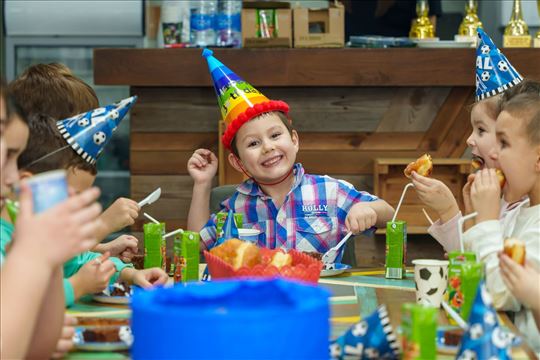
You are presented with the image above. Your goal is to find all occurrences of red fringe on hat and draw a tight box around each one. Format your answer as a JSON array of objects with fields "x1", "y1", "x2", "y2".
[{"x1": 222, "y1": 100, "x2": 290, "y2": 150}]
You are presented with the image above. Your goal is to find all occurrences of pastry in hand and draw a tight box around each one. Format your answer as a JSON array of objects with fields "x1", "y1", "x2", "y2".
[
  {"x1": 404, "y1": 154, "x2": 433, "y2": 178},
  {"x1": 495, "y1": 168, "x2": 506, "y2": 189},
  {"x1": 503, "y1": 238, "x2": 526, "y2": 265},
  {"x1": 210, "y1": 238, "x2": 261, "y2": 270}
]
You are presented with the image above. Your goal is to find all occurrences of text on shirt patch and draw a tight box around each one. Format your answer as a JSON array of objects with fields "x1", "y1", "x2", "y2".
[{"x1": 301, "y1": 204, "x2": 328, "y2": 217}]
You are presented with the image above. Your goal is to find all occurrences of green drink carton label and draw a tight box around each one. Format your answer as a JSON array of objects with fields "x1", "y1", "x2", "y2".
[
  {"x1": 143, "y1": 222, "x2": 165, "y2": 269},
  {"x1": 401, "y1": 303, "x2": 437, "y2": 360},
  {"x1": 385, "y1": 221, "x2": 407, "y2": 279},
  {"x1": 446, "y1": 251, "x2": 476, "y2": 322},
  {"x1": 460, "y1": 262, "x2": 484, "y2": 321},
  {"x1": 216, "y1": 212, "x2": 243, "y2": 238},
  {"x1": 171, "y1": 231, "x2": 200, "y2": 283}
]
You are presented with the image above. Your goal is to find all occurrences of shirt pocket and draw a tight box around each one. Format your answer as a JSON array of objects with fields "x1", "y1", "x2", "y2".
[{"x1": 294, "y1": 216, "x2": 338, "y2": 252}]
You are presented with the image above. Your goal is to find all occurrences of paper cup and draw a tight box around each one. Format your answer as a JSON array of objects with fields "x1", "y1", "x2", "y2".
[
  {"x1": 238, "y1": 228, "x2": 261, "y2": 243},
  {"x1": 412, "y1": 259, "x2": 449, "y2": 308},
  {"x1": 25, "y1": 170, "x2": 68, "y2": 213}
]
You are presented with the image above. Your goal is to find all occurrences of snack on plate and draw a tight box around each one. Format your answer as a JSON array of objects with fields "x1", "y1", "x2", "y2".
[
  {"x1": 270, "y1": 250, "x2": 293, "y2": 268},
  {"x1": 74, "y1": 325, "x2": 133, "y2": 346},
  {"x1": 209, "y1": 238, "x2": 261, "y2": 270},
  {"x1": 443, "y1": 328, "x2": 464, "y2": 347},
  {"x1": 76, "y1": 317, "x2": 129, "y2": 327},
  {"x1": 404, "y1": 154, "x2": 433, "y2": 178},
  {"x1": 104, "y1": 282, "x2": 133, "y2": 297},
  {"x1": 503, "y1": 238, "x2": 526, "y2": 265},
  {"x1": 303, "y1": 251, "x2": 323, "y2": 261}
]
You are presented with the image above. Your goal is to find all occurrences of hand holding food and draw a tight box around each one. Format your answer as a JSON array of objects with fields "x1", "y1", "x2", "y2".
[
  {"x1": 404, "y1": 154, "x2": 433, "y2": 178},
  {"x1": 503, "y1": 238, "x2": 526, "y2": 265}
]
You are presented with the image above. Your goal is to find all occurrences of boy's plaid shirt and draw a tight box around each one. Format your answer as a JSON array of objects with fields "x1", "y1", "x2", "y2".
[{"x1": 200, "y1": 163, "x2": 378, "y2": 253}]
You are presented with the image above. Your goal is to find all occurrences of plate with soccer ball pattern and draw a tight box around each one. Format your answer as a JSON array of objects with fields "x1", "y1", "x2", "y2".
[{"x1": 321, "y1": 263, "x2": 351, "y2": 277}]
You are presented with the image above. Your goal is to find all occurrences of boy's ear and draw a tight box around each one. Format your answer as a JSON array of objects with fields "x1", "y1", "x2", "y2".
[
  {"x1": 228, "y1": 153, "x2": 244, "y2": 173},
  {"x1": 18, "y1": 170, "x2": 33, "y2": 180},
  {"x1": 536, "y1": 145, "x2": 540, "y2": 172},
  {"x1": 291, "y1": 130, "x2": 300, "y2": 152}
]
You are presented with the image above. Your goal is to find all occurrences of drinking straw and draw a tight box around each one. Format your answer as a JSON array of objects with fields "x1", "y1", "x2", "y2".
[
  {"x1": 457, "y1": 212, "x2": 478, "y2": 253},
  {"x1": 422, "y1": 208, "x2": 434, "y2": 225},
  {"x1": 441, "y1": 301, "x2": 469, "y2": 330},
  {"x1": 164, "y1": 228, "x2": 184, "y2": 239},
  {"x1": 391, "y1": 183, "x2": 414, "y2": 222},
  {"x1": 143, "y1": 212, "x2": 160, "y2": 224}
]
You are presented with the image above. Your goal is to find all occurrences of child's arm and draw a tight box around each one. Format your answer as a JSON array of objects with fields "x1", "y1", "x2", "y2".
[
  {"x1": 118, "y1": 267, "x2": 169, "y2": 288},
  {"x1": 500, "y1": 255, "x2": 540, "y2": 331},
  {"x1": 346, "y1": 200, "x2": 394, "y2": 233},
  {"x1": 93, "y1": 197, "x2": 140, "y2": 241},
  {"x1": 187, "y1": 149, "x2": 218, "y2": 231}
]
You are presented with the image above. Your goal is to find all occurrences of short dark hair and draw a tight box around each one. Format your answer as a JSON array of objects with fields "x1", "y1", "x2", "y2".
[
  {"x1": 499, "y1": 79, "x2": 540, "y2": 145},
  {"x1": 18, "y1": 113, "x2": 97, "y2": 175},
  {"x1": 230, "y1": 111, "x2": 293, "y2": 157}
]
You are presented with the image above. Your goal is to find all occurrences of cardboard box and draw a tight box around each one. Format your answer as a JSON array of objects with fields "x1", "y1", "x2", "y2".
[
  {"x1": 293, "y1": 1, "x2": 344, "y2": 48},
  {"x1": 241, "y1": 2, "x2": 292, "y2": 48}
]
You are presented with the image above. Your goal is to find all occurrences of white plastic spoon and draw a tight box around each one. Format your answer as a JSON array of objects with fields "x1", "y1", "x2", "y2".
[
  {"x1": 321, "y1": 232, "x2": 353, "y2": 264},
  {"x1": 138, "y1": 187, "x2": 161, "y2": 207}
]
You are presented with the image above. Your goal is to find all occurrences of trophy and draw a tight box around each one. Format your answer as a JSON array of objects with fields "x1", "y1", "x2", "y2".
[
  {"x1": 535, "y1": 0, "x2": 540, "y2": 47},
  {"x1": 409, "y1": 0, "x2": 435, "y2": 39},
  {"x1": 503, "y1": 0, "x2": 531, "y2": 47},
  {"x1": 456, "y1": 0, "x2": 482, "y2": 45}
]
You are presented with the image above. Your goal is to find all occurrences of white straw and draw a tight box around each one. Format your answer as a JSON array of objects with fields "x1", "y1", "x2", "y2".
[
  {"x1": 422, "y1": 208, "x2": 434, "y2": 225},
  {"x1": 457, "y1": 211, "x2": 478, "y2": 253},
  {"x1": 163, "y1": 228, "x2": 184, "y2": 239},
  {"x1": 391, "y1": 183, "x2": 414, "y2": 222},
  {"x1": 441, "y1": 301, "x2": 469, "y2": 330},
  {"x1": 143, "y1": 212, "x2": 160, "y2": 224}
]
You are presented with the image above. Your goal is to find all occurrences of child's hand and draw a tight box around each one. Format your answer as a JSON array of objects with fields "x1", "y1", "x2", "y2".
[
  {"x1": 411, "y1": 171, "x2": 459, "y2": 222},
  {"x1": 471, "y1": 169, "x2": 501, "y2": 222},
  {"x1": 187, "y1": 149, "x2": 218, "y2": 185},
  {"x1": 100, "y1": 197, "x2": 140, "y2": 233},
  {"x1": 51, "y1": 315, "x2": 77, "y2": 359},
  {"x1": 99, "y1": 235, "x2": 138, "y2": 262},
  {"x1": 132, "y1": 268, "x2": 169, "y2": 288},
  {"x1": 499, "y1": 253, "x2": 540, "y2": 311},
  {"x1": 70, "y1": 252, "x2": 117, "y2": 298},
  {"x1": 345, "y1": 203, "x2": 377, "y2": 234},
  {"x1": 13, "y1": 184, "x2": 103, "y2": 267}
]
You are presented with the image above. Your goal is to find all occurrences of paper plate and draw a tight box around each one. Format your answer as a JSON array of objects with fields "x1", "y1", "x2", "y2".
[
  {"x1": 74, "y1": 341, "x2": 129, "y2": 352},
  {"x1": 320, "y1": 263, "x2": 351, "y2": 277},
  {"x1": 415, "y1": 40, "x2": 474, "y2": 48}
]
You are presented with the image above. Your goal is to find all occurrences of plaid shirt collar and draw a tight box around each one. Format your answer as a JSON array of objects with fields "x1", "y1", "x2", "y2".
[{"x1": 236, "y1": 163, "x2": 305, "y2": 198}]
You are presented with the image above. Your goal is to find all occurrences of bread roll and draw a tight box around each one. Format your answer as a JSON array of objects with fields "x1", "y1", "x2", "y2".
[
  {"x1": 210, "y1": 238, "x2": 261, "y2": 270},
  {"x1": 404, "y1": 154, "x2": 433, "y2": 178},
  {"x1": 495, "y1": 168, "x2": 506, "y2": 189},
  {"x1": 503, "y1": 237, "x2": 526, "y2": 265}
]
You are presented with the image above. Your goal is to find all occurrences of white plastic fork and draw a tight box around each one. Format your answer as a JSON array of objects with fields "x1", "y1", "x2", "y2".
[{"x1": 321, "y1": 232, "x2": 353, "y2": 264}]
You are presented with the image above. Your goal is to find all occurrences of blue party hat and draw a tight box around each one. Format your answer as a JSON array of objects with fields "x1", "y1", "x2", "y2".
[
  {"x1": 476, "y1": 28, "x2": 523, "y2": 102},
  {"x1": 216, "y1": 209, "x2": 240, "y2": 245},
  {"x1": 57, "y1": 96, "x2": 137, "y2": 165},
  {"x1": 330, "y1": 305, "x2": 400, "y2": 360},
  {"x1": 456, "y1": 281, "x2": 518, "y2": 359}
]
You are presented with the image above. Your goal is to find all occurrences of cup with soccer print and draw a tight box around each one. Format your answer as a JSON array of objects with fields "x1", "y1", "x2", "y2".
[{"x1": 412, "y1": 259, "x2": 449, "y2": 308}]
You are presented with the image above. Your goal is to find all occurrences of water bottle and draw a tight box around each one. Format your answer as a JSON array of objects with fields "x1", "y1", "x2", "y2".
[
  {"x1": 190, "y1": 0, "x2": 217, "y2": 47},
  {"x1": 216, "y1": 0, "x2": 242, "y2": 47}
]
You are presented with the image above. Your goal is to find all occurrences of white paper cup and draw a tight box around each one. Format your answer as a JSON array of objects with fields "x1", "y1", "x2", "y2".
[
  {"x1": 238, "y1": 228, "x2": 261, "y2": 243},
  {"x1": 25, "y1": 170, "x2": 69, "y2": 214},
  {"x1": 412, "y1": 259, "x2": 449, "y2": 308}
]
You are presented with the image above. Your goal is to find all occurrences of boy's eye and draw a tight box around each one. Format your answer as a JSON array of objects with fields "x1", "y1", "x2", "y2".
[
  {"x1": 247, "y1": 140, "x2": 259, "y2": 148},
  {"x1": 500, "y1": 139, "x2": 508, "y2": 149},
  {"x1": 271, "y1": 132, "x2": 282, "y2": 139}
]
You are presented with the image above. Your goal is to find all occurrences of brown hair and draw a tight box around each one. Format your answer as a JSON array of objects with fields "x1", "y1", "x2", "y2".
[
  {"x1": 8, "y1": 63, "x2": 99, "y2": 120},
  {"x1": 499, "y1": 79, "x2": 540, "y2": 145},
  {"x1": 10, "y1": 63, "x2": 98, "y2": 174},
  {"x1": 230, "y1": 111, "x2": 293, "y2": 157},
  {"x1": 17, "y1": 113, "x2": 97, "y2": 175}
]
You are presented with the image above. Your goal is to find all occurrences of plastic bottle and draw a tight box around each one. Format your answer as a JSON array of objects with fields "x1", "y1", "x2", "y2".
[
  {"x1": 190, "y1": 0, "x2": 217, "y2": 47},
  {"x1": 216, "y1": 0, "x2": 242, "y2": 47}
]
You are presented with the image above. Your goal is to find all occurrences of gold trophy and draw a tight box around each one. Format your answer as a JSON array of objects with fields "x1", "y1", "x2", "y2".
[
  {"x1": 503, "y1": 0, "x2": 531, "y2": 48},
  {"x1": 409, "y1": 0, "x2": 435, "y2": 40},
  {"x1": 456, "y1": 0, "x2": 482, "y2": 45}
]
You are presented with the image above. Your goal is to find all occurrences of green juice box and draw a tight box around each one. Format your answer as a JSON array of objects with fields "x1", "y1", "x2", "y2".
[
  {"x1": 460, "y1": 261, "x2": 484, "y2": 321},
  {"x1": 171, "y1": 231, "x2": 200, "y2": 283},
  {"x1": 143, "y1": 222, "x2": 165, "y2": 269},
  {"x1": 401, "y1": 303, "x2": 437, "y2": 360},
  {"x1": 446, "y1": 251, "x2": 477, "y2": 323},
  {"x1": 385, "y1": 220, "x2": 407, "y2": 279},
  {"x1": 216, "y1": 212, "x2": 243, "y2": 238}
]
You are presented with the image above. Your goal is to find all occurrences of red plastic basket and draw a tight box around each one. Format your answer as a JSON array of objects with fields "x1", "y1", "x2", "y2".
[{"x1": 204, "y1": 248, "x2": 323, "y2": 284}]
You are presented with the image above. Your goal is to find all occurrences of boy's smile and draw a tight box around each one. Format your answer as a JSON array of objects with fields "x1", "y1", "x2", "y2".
[{"x1": 230, "y1": 114, "x2": 299, "y2": 184}]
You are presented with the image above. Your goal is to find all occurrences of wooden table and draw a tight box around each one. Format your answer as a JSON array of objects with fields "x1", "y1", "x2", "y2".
[{"x1": 65, "y1": 268, "x2": 536, "y2": 359}]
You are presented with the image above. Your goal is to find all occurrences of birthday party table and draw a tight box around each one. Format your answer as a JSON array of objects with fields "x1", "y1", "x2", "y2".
[{"x1": 65, "y1": 267, "x2": 537, "y2": 359}]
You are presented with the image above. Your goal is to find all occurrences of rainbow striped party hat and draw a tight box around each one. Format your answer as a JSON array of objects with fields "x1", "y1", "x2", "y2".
[{"x1": 202, "y1": 49, "x2": 289, "y2": 150}]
